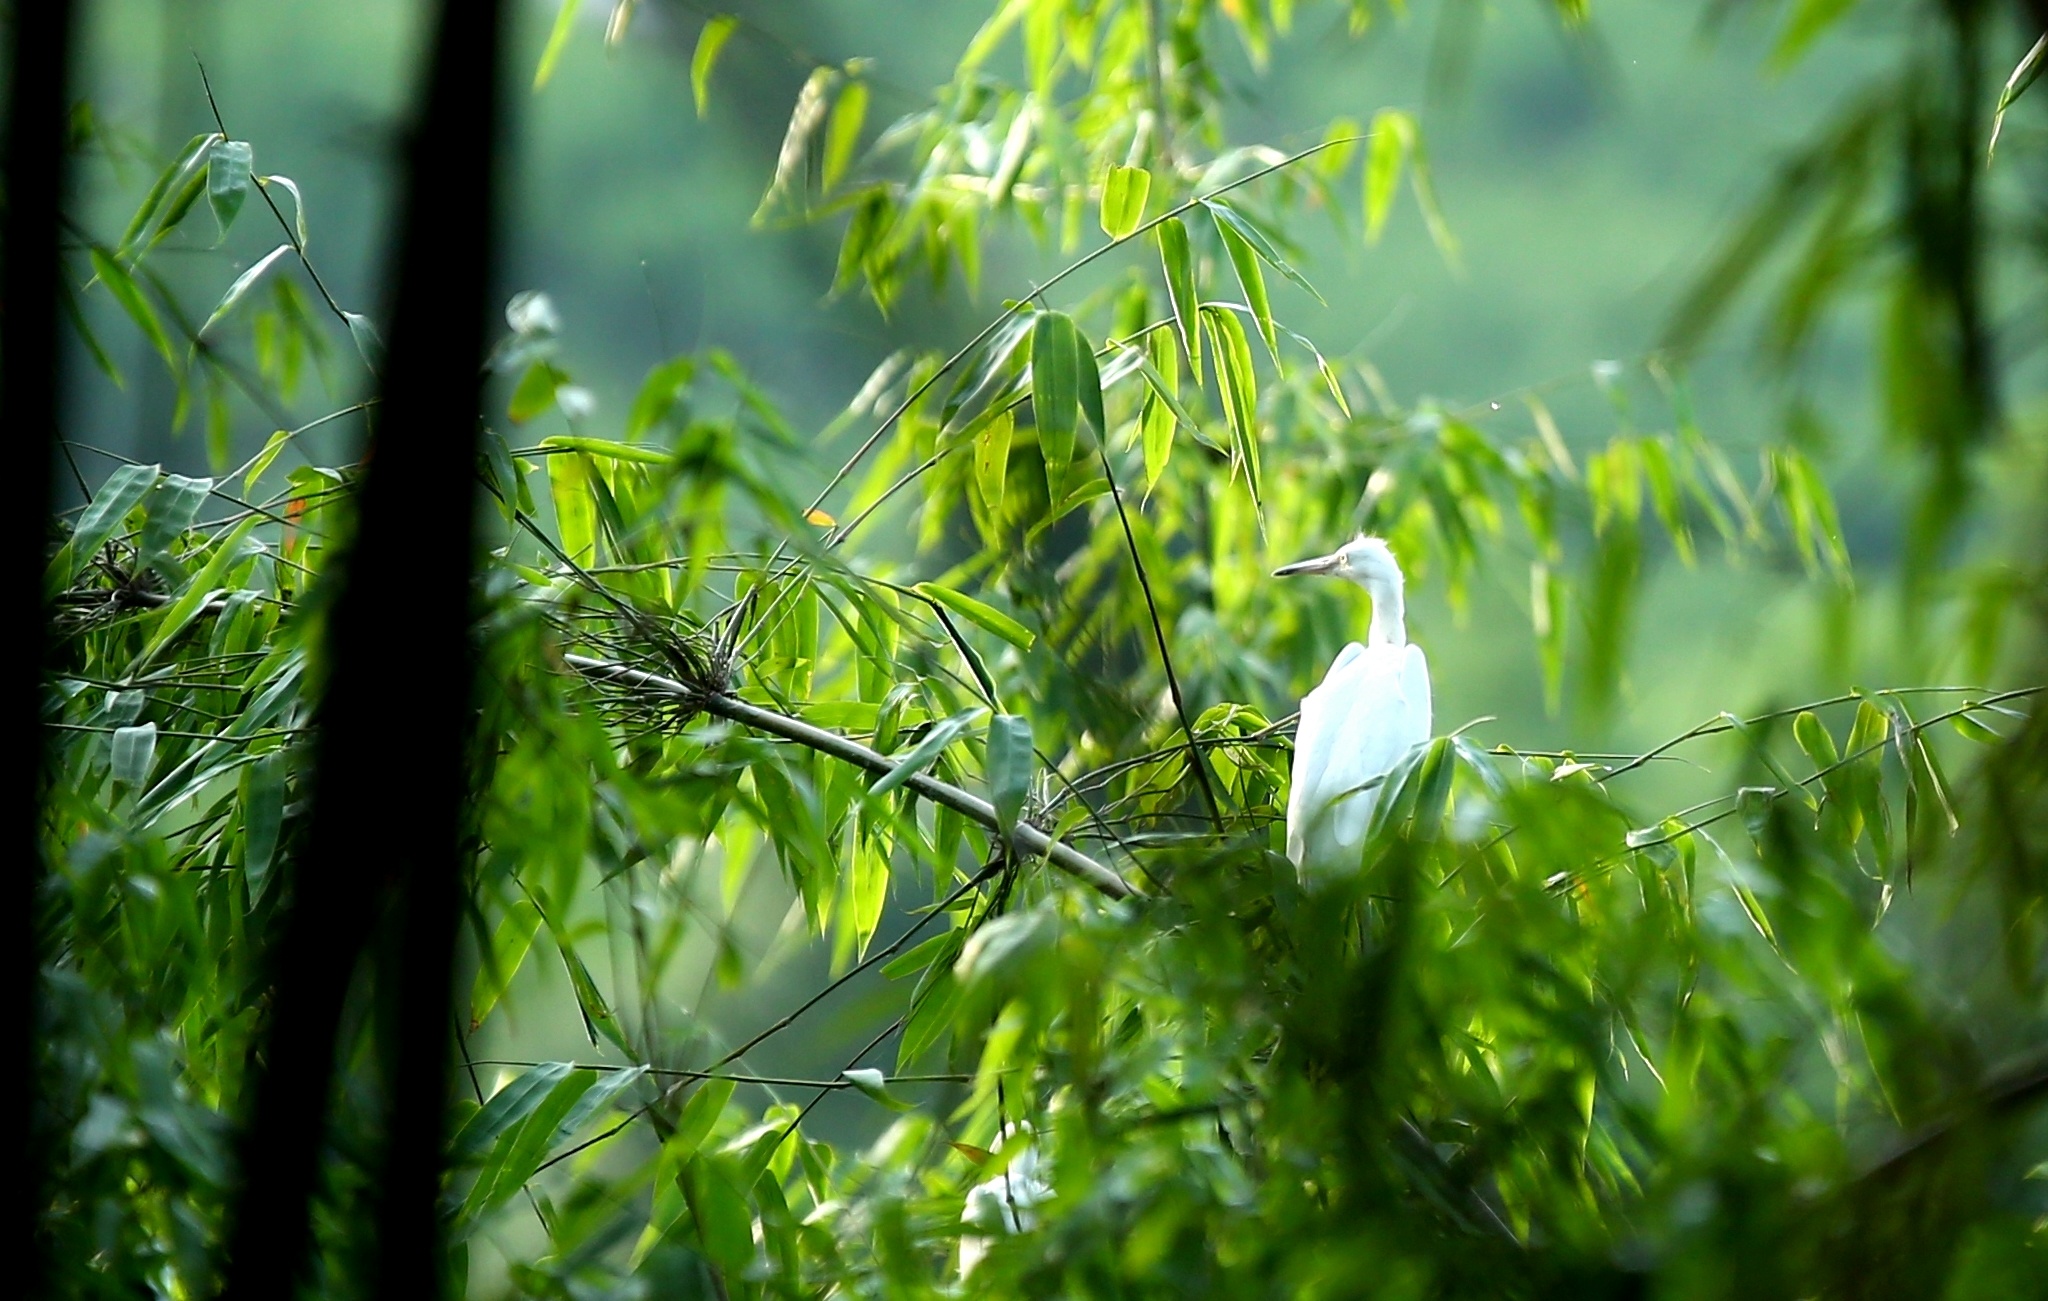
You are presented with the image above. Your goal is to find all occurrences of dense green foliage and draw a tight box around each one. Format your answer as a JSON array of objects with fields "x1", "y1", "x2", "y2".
[{"x1": 32, "y1": 0, "x2": 2048, "y2": 1297}]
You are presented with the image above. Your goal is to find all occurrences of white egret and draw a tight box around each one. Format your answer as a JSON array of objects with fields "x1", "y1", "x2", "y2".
[
  {"x1": 1275, "y1": 535, "x2": 1432, "y2": 878},
  {"x1": 958, "y1": 1126, "x2": 1052, "y2": 1276}
]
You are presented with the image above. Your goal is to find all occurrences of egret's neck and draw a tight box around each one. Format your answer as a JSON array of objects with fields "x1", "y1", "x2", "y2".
[{"x1": 1362, "y1": 572, "x2": 1406, "y2": 647}]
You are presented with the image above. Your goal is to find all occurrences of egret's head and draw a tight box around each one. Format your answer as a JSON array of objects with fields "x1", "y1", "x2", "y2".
[
  {"x1": 1273, "y1": 535, "x2": 1409, "y2": 644},
  {"x1": 1273, "y1": 534, "x2": 1400, "y2": 586}
]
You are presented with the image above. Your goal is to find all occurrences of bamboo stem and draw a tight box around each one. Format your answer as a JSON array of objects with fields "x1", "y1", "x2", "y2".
[{"x1": 563, "y1": 655, "x2": 1138, "y2": 900}]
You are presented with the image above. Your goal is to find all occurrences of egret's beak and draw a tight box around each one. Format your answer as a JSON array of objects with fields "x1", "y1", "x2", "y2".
[{"x1": 1273, "y1": 551, "x2": 1345, "y2": 578}]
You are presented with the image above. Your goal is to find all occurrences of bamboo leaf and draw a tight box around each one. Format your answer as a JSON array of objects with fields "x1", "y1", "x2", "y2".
[
  {"x1": 869, "y1": 709, "x2": 985, "y2": 798},
  {"x1": 535, "y1": 0, "x2": 586, "y2": 90},
  {"x1": 1364, "y1": 110, "x2": 1412, "y2": 243},
  {"x1": 1205, "y1": 200, "x2": 1322, "y2": 304},
  {"x1": 1157, "y1": 217, "x2": 1202, "y2": 383},
  {"x1": 449, "y1": 1062, "x2": 576, "y2": 1165},
  {"x1": 119, "y1": 133, "x2": 217, "y2": 258},
  {"x1": 1990, "y1": 33, "x2": 2047, "y2": 160},
  {"x1": 1213, "y1": 209, "x2": 1278, "y2": 361},
  {"x1": 133, "y1": 518, "x2": 260, "y2": 673},
  {"x1": 540, "y1": 435, "x2": 671, "y2": 465},
  {"x1": 51, "y1": 462, "x2": 159, "y2": 589},
  {"x1": 692, "y1": 15, "x2": 738, "y2": 116},
  {"x1": 986, "y1": 713, "x2": 1034, "y2": 836},
  {"x1": 206, "y1": 139, "x2": 253, "y2": 239},
  {"x1": 1203, "y1": 306, "x2": 1262, "y2": 510},
  {"x1": 974, "y1": 408, "x2": 1013, "y2": 515},
  {"x1": 199, "y1": 244, "x2": 292, "y2": 338},
  {"x1": 111, "y1": 724, "x2": 157, "y2": 790},
  {"x1": 90, "y1": 250, "x2": 175, "y2": 369},
  {"x1": 1031, "y1": 310, "x2": 1080, "y2": 481},
  {"x1": 915, "y1": 582, "x2": 1034, "y2": 649},
  {"x1": 1100, "y1": 164, "x2": 1151, "y2": 238},
  {"x1": 1075, "y1": 323, "x2": 1106, "y2": 438},
  {"x1": 824, "y1": 79, "x2": 867, "y2": 190}
]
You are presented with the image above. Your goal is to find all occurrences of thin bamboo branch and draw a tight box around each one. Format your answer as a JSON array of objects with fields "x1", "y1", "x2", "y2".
[{"x1": 563, "y1": 654, "x2": 1138, "y2": 900}]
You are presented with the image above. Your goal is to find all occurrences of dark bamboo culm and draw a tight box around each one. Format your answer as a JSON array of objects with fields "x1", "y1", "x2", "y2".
[
  {"x1": 216, "y1": 0, "x2": 504, "y2": 1295},
  {"x1": 7, "y1": 1, "x2": 80, "y2": 1293}
]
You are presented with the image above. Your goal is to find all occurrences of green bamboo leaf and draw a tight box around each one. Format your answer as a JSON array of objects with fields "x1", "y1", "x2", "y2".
[
  {"x1": 1100, "y1": 164, "x2": 1151, "y2": 238},
  {"x1": 257, "y1": 174, "x2": 309, "y2": 248},
  {"x1": 111, "y1": 724, "x2": 157, "y2": 790},
  {"x1": 341, "y1": 311, "x2": 381, "y2": 368},
  {"x1": 1157, "y1": 217, "x2": 1202, "y2": 384},
  {"x1": 549, "y1": 451, "x2": 597, "y2": 564},
  {"x1": 823, "y1": 79, "x2": 866, "y2": 190},
  {"x1": 535, "y1": 0, "x2": 586, "y2": 89},
  {"x1": 239, "y1": 751, "x2": 286, "y2": 896},
  {"x1": 553, "y1": 926, "x2": 630, "y2": 1051},
  {"x1": 1952, "y1": 712, "x2": 2001, "y2": 745},
  {"x1": 119, "y1": 133, "x2": 217, "y2": 257},
  {"x1": 869, "y1": 709, "x2": 985, "y2": 798},
  {"x1": 199, "y1": 244, "x2": 292, "y2": 338},
  {"x1": 90, "y1": 250, "x2": 175, "y2": 369},
  {"x1": 974, "y1": 408, "x2": 1013, "y2": 514},
  {"x1": 1205, "y1": 200, "x2": 1323, "y2": 301},
  {"x1": 670, "y1": 1077, "x2": 736, "y2": 1162},
  {"x1": 881, "y1": 931, "x2": 960, "y2": 981},
  {"x1": 1638, "y1": 436, "x2": 1695, "y2": 565},
  {"x1": 449, "y1": 1062, "x2": 576, "y2": 1164},
  {"x1": 470, "y1": 899, "x2": 542, "y2": 1030},
  {"x1": 551, "y1": 1065, "x2": 650, "y2": 1147},
  {"x1": 1212, "y1": 212, "x2": 1277, "y2": 361},
  {"x1": 986, "y1": 713, "x2": 1033, "y2": 837},
  {"x1": 1203, "y1": 307, "x2": 1262, "y2": 509},
  {"x1": 206, "y1": 140, "x2": 253, "y2": 238},
  {"x1": 149, "y1": 166, "x2": 211, "y2": 254},
  {"x1": 1135, "y1": 332, "x2": 1182, "y2": 491},
  {"x1": 1792, "y1": 710, "x2": 1840, "y2": 770},
  {"x1": 141, "y1": 474, "x2": 210, "y2": 567},
  {"x1": 463, "y1": 1070, "x2": 598, "y2": 1221},
  {"x1": 693, "y1": 15, "x2": 738, "y2": 117},
  {"x1": 1075, "y1": 323, "x2": 1106, "y2": 438},
  {"x1": 132, "y1": 518, "x2": 259, "y2": 673},
  {"x1": 914, "y1": 582, "x2": 1034, "y2": 649},
  {"x1": 510, "y1": 361, "x2": 567, "y2": 423},
  {"x1": 1031, "y1": 310, "x2": 1079, "y2": 480},
  {"x1": 50, "y1": 462, "x2": 159, "y2": 590},
  {"x1": 540, "y1": 435, "x2": 670, "y2": 465},
  {"x1": 1364, "y1": 110, "x2": 1413, "y2": 243}
]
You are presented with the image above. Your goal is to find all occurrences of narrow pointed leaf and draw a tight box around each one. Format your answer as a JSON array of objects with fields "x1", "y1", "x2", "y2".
[
  {"x1": 1100, "y1": 164, "x2": 1151, "y2": 238},
  {"x1": 974, "y1": 408, "x2": 1013, "y2": 514},
  {"x1": 986, "y1": 713, "x2": 1034, "y2": 836},
  {"x1": 869, "y1": 709, "x2": 985, "y2": 798},
  {"x1": 535, "y1": 0, "x2": 586, "y2": 89},
  {"x1": 1031, "y1": 310, "x2": 1079, "y2": 480},
  {"x1": 692, "y1": 15, "x2": 738, "y2": 117},
  {"x1": 1213, "y1": 211, "x2": 1278, "y2": 360},
  {"x1": 90, "y1": 250, "x2": 174, "y2": 368},
  {"x1": 915, "y1": 582, "x2": 1034, "y2": 649},
  {"x1": 1157, "y1": 217, "x2": 1202, "y2": 383},
  {"x1": 206, "y1": 139, "x2": 253, "y2": 238},
  {"x1": 199, "y1": 244, "x2": 293, "y2": 338}
]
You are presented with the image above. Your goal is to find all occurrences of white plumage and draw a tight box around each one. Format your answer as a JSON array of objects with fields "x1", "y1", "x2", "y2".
[
  {"x1": 1276, "y1": 536, "x2": 1433, "y2": 879},
  {"x1": 958, "y1": 1127, "x2": 1051, "y2": 1276}
]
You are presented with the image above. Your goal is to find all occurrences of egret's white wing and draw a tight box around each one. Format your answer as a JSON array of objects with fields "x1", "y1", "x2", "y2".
[{"x1": 1286, "y1": 642, "x2": 1433, "y2": 877}]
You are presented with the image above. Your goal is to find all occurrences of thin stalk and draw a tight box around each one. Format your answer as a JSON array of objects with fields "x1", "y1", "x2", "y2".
[
  {"x1": 565, "y1": 654, "x2": 1137, "y2": 900},
  {"x1": 1095, "y1": 440, "x2": 1223, "y2": 828}
]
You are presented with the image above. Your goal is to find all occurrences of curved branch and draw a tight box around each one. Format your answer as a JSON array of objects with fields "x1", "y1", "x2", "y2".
[{"x1": 563, "y1": 655, "x2": 1138, "y2": 900}]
